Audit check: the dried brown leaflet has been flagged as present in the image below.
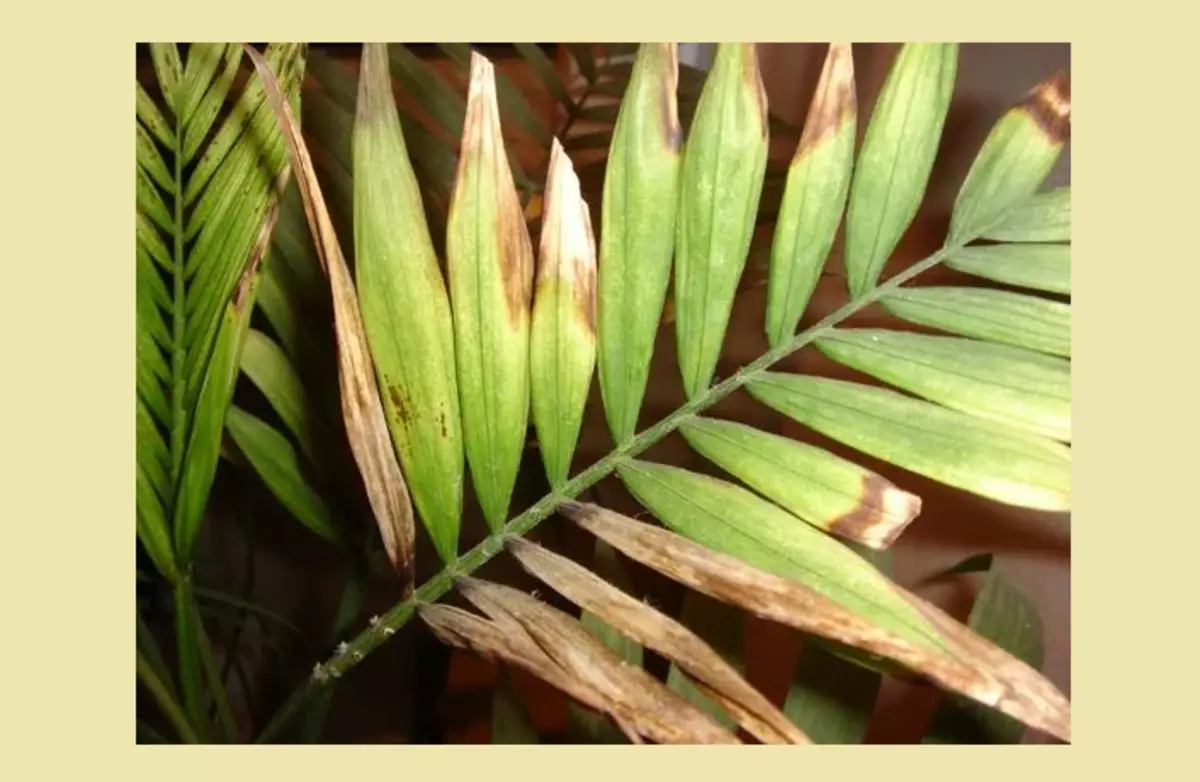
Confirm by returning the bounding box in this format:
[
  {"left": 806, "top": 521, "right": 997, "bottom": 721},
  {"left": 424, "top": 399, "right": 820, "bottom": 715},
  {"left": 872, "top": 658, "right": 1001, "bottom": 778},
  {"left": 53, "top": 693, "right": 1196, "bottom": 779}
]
[
  {"left": 243, "top": 45, "right": 417, "bottom": 593},
  {"left": 505, "top": 536, "right": 810, "bottom": 743},
  {"left": 560, "top": 501, "right": 1071, "bottom": 742},
  {"left": 451, "top": 577, "right": 740, "bottom": 744}
]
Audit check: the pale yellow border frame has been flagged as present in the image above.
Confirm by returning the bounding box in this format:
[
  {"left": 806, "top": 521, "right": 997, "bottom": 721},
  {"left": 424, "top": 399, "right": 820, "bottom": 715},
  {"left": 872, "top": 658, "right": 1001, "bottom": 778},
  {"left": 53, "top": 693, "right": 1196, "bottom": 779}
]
[{"left": 10, "top": 0, "right": 1189, "bottom": 773}]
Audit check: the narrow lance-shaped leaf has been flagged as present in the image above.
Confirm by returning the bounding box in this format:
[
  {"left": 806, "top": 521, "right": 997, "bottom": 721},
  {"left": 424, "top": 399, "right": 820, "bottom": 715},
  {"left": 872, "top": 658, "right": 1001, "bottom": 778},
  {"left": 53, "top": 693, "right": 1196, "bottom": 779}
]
[
  {"left": 615, "top": 461, "right": 944, "bottom": 647},
  {"left": 137, "top": 650, "right": 200, "bottom": 744},
  {"left": 944, "top": 243, "right": 1070, "bottom": 295},
  {"left": 239, "top": 329, "right": 321, "bottom": 462},
  {"left": 506, "top": 537, "right": 808, "bottom": 744},
  {"left": 949, "top": 73, "right": 1071, "bottom": 243},
  {"left": 674, "top": 43, "right": 769, "bottom": 398},
  {"left": 766, "top": 42, "right": 856, "bottom": 348},
  {"left": 982, "top": 186, "right": 1070, "bottom": 243},
  {"left": 148, "top": 43, "right": 183, "bottom": 110},
  {"left": 680, "top": 416, "right": 921, "bottom": 550},
  {"left": 748, "top": 373, "right": 1071, "bottom": 511},
  {"left": 560, "top": 502, "right": 1071, "bottom": 742},
  {"left": 597, "top": 43, "right": 682, "bottom": 444},
  {"left": 245, "top": 44, "right": 419, "bottom": 590},
  {"left": 353, "top": 42, "right": 463, "bottom": 564},
  {"left": 162, "top": 44, "right": 306, "bottom": 567},
  {"left": 225, "top": 406, "right": 341, "bottom": 546},
  {"left": 882, "top": 285, "right": 1070, "bottom": 357},
  {"left": 449, "top": 577, "right": 740, "bottom": 744},
  {"left": 447, "top": 53, "right": 534, "bottom": 530},
  {"left": 175, "top": 190, "right": 281, "bottom": 561},
  {"left": 844, "top": 44, "right": 957, "bottom": 297},
  {"left": 530, "top": 140, "right": 597, "bottom": 488},
  {"left": 815, "top": 328, "right": 1071, "bottom": 442}
]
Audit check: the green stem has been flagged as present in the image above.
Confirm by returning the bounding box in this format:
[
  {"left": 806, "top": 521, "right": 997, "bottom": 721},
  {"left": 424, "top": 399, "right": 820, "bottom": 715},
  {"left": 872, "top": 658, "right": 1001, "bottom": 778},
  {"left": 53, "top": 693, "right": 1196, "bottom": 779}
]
[
  {"left": 256, "top": 243, "right": 955, "bottom": 743},
  {"left": 138, "top": 650, "right": 202, "bottom": 744},
  {"left": 174, "top": 576, "right": 208, "bottom": 739}
]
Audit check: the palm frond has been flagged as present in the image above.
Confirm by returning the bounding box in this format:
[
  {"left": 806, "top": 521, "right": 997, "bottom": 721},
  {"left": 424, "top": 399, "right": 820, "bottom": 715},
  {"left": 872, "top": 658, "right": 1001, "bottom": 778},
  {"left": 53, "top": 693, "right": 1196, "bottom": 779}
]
[
  {"left": 226, "top": 42, "right": 1071, "bottom": 745},
  {"left": 136, "top": 42, "right": 306, "bottom": 571}
]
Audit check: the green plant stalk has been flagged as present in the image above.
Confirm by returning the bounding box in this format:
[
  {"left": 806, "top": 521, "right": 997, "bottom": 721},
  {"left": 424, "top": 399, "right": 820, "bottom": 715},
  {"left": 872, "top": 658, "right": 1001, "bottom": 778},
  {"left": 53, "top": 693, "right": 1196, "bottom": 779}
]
[
  {"left": 256, "top": 242, "right": 959, "bottom": 743},
  {"left": 138, "top": 650, "right": 202, "bottom": 744},
  {"left": 167, "top": 95, "right": 207, "bottom": 733}
]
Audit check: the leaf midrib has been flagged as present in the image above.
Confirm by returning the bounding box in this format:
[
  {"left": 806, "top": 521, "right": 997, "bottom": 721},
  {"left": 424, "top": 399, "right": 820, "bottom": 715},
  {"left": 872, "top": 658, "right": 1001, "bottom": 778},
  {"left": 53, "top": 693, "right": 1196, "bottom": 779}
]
[{"left": 168, "top": 104, "right": 188, "bottom": 515}]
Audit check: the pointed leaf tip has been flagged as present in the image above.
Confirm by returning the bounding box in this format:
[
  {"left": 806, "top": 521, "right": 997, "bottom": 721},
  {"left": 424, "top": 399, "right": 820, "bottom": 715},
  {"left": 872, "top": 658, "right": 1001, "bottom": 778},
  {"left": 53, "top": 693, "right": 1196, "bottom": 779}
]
[
  {"left": 352, "top": 39, "right": 464, "bottom": 563},
  {"left": 542, "top": 138, "right": 597, "bottom": 327},
  {"left": 949, "top": 70, "right": 1071, "bottom": 243},
  {"left": 448, "top": 47, "right": 533, "bottom": 530},
  {"left": 794, "top": 43, "right": 856, "bottom": 160},
  {"left": 243, "top": 42, "right": 418, "bottom": 592},
  {"left": 845, "top": 43, "right": 958, "bottom": 297},
  {"left": 596, "top": 42, "right": 683, "bottom": 444},
  {"left": 766, "top": 42, "right": 857, "bottom": 347},
  {"left": 531, "top": 140, "right": 596, "bottom": 488},
  {"left": 674, "top": 42, "right": 770, "bottom": 397},
  {"left": 1019, "top": 72, "right": 1071, "bottom": 143}
]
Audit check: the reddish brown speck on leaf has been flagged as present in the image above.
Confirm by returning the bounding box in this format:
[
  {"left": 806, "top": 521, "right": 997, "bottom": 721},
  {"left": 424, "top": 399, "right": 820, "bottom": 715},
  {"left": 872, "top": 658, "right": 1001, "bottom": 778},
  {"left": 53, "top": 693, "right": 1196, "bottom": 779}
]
[
  {"left": 1018, "top": 72, "right": 1071, "bottom": 143},
  {"left": 388, "top": 386, "right": 410, "bottom": 426},
  {"left": 438, "top": 410, "right": 448, "bottom": 438}
]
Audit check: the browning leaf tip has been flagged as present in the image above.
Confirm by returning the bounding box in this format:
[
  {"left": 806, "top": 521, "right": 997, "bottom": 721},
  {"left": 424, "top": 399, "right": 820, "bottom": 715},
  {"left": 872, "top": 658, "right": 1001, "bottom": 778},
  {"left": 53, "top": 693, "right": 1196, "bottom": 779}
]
[
  {"left": 1019, "top": 71, "right": 1071, "bottom": 143},
  {"left": 828, "top": 474, "right": 922, "bottom": 550},
  {"left": 794, "top": 42, "right": 857, "bottom": 161}
]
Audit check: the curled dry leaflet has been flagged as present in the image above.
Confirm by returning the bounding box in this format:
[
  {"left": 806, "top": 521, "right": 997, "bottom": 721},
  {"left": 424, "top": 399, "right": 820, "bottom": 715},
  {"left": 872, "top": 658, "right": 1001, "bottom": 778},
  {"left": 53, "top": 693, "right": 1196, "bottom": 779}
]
[{"left": 135, "top": 41, "right": 1071, "bottom": 744}]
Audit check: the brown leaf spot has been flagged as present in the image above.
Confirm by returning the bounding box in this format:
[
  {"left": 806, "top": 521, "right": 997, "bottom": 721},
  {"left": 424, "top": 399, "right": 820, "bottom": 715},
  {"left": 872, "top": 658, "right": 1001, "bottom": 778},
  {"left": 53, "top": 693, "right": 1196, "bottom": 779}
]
[
  {"left": 1018, "top": 72, "right": 1071, "bottom": 143},
  {"left": 828, "top": 473, "right": 921, "bottom": 550},
  {"left": 388, "top": 385, "right": 410, "bottom": 426}
]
